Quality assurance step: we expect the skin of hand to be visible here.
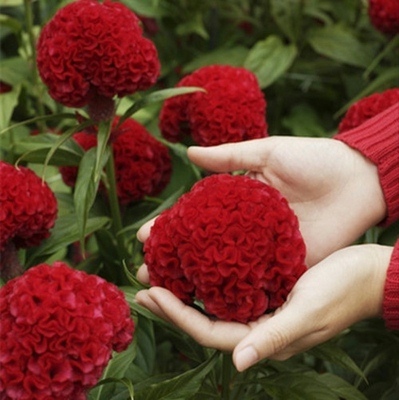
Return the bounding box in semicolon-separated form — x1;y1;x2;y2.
135;244;393;371
138;137;386;266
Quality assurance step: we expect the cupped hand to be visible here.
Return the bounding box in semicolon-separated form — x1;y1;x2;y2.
135;244;393;371
138;137;386;267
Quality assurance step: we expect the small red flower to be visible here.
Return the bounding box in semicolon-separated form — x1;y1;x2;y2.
0;261;134;400
144;174;307;323
159;65;268;146
0;161;57;252
338;88;399;133
368;0;399;35
60;117;172;204
37;0;160;114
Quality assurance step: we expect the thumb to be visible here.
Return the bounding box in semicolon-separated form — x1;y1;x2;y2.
232;304;312;371
187;138;273;172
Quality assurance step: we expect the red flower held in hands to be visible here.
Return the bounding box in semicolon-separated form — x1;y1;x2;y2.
368;0;399;35
60;117;172;204
144;174;307;323
338;88;399;133
0;161;57;252
159;65;268;146
0;262;134;400
37;0;160;120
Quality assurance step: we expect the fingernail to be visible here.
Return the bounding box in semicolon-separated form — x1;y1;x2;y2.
235;346;259;372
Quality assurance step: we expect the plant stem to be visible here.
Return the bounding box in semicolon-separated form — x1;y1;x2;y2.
221;353;232;400
105;151;127;261
24;0;47;130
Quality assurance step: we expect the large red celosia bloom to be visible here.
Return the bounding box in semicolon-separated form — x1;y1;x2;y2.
159;65;268;146
60;117;172;204
37;0;160;111
0;261;134;400
0;161;57;252
368;0;399;35
144;174;307;323
338;88;399;133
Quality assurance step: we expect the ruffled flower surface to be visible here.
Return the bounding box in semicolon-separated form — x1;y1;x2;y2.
60;117;172;204
0;161;57;251
0;262;134;400
37;0;160;108
368;0;399;35
338;88;399;133
159;65;268;146
144;174;307;323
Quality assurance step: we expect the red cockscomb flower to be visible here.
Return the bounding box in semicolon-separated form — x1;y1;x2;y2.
159;65;268;146
144;174;307;323
37;0;160;120
0;161;57;252
0;262;134;400
338;88;399;133
60;117;172;204
369;0;399;35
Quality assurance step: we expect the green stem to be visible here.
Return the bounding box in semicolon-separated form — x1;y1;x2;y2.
105;151;127;261
221;353;232;400
24;0;47;130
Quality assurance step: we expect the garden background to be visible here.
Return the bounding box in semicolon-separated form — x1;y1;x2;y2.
0;0;398;399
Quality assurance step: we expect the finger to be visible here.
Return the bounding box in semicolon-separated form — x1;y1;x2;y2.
187;138;273;172
232;300;316;371
144;287;250;352
135;289;173;324
136;264;150;284
137;218;156;242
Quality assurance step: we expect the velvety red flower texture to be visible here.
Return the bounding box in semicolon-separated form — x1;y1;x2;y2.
338;88;399;133
159;65;268;146
60;117;172;204
0;161;57;252
0;262;134;400
36;0;160;109
144;174;307;323
368;0;399;35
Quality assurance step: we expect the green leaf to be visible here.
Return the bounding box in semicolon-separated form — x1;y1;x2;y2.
117;87;205;127
0;14;22;36
0;0;23;6
0;84;20;132
26;215;110;266
93;378;134;400
134;352;219;400
317;373;368;400
74;147;110;248
308;25;374;68
91;340;137;400
95;120;113;181
270;0;303;43
182;46;249;74
308;341;366;381
244;35;297;88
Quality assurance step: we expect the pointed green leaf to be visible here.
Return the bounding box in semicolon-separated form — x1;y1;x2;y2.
134;352;219;400
74;147;110;247
308;25;374;68
95;121;113;181
0;84;20;132
244;35;297;88
117;87;205;127
270;0;303;43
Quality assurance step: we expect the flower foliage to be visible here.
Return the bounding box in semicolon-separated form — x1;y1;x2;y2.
0;161;57;252
159;65;268;146
36;0;160;109
338;88;399;133
0;261;134;400
60;117;172;204
368;0;399;35
144;174;307;323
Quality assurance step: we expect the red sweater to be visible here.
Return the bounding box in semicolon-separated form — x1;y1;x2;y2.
335;103;399;330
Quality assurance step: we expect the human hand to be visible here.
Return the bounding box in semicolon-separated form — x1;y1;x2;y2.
138;137;386;267
135;244;393;371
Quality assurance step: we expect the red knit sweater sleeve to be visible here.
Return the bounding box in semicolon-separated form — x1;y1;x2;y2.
334;103;399;226
383;240;399;330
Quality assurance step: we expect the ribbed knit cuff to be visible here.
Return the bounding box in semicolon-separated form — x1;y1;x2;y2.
334;103;399;226
383;240;399;330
